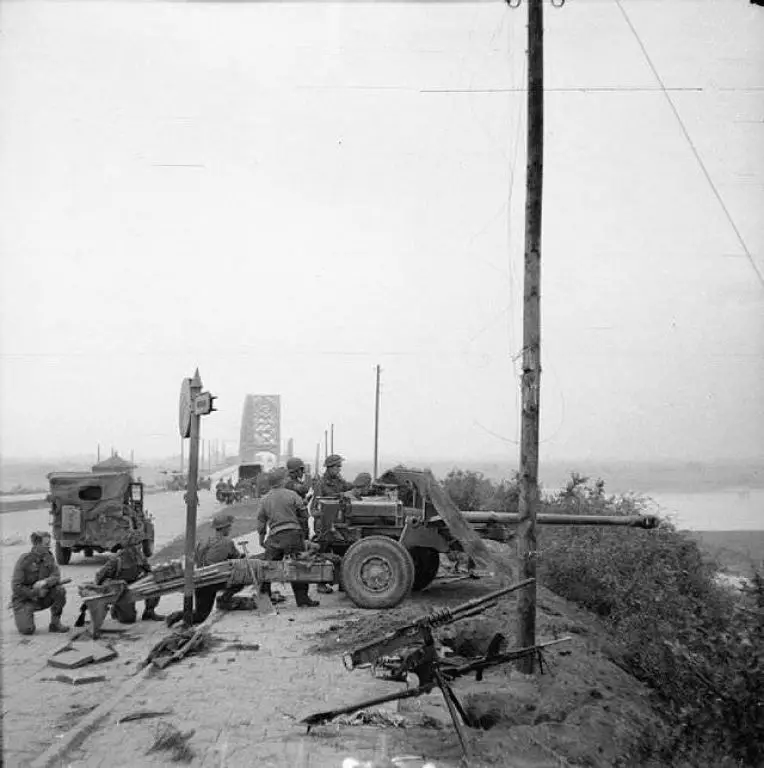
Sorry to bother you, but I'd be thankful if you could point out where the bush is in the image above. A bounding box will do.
[443,470,763,766]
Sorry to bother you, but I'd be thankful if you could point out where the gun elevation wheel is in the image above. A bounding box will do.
[411,547,441,591]
[55,542,71,565]
[341,536,415,609]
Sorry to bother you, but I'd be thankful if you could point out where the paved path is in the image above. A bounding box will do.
[59,602,457,768]
[0,491,220,767]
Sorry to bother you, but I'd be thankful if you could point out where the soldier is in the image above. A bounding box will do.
[315,454,354,498]
[93,530,165,623]
[165,512,246,627]
[257,468,319,608]
[313,455,354,593]
[11,531,69,635]
[351,472,373,497]
[284,457,309,500]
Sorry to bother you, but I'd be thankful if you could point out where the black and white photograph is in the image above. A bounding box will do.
[0,0,762,766]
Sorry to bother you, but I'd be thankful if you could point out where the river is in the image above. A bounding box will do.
[648,488,763,531]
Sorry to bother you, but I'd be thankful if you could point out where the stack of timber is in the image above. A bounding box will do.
[128,555,336,601]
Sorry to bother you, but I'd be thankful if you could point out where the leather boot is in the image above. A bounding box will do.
[317,583,334,594]
[142,608,166,621]
[293,584,319,608]
[49,617,70,633]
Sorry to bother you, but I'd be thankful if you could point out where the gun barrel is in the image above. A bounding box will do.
[462,512,658,529]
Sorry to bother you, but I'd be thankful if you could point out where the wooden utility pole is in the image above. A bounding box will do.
[315,442,321,478]
[373,365,381,479]
[324,430,329,458]
[330,424,334,454]
[516,0,544,674]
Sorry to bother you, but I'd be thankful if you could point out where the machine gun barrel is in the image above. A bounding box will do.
[461,512,658,529]
[345,578,535,670]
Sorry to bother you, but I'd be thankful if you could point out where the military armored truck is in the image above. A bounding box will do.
[47,471,155,564]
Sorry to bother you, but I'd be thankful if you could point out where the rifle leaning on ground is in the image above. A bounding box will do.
[302,578,571,759]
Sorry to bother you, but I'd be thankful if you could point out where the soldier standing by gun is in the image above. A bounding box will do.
[350,472,373,498]
[257,468,319,608]
[11,531,70,635]
[312,455,354,593]
[92,530,165,623]
[285,457,310,499]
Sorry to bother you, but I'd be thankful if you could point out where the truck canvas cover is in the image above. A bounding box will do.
[47,471,133,542]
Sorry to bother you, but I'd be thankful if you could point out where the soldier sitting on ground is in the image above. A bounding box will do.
[11,531,69,635]
[93,530,165,623]
[257,469,319,608]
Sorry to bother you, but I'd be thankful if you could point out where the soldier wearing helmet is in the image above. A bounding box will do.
[166,512,246,627]
[315,454,354,498]
[93,529,164,624]
[256,468,318,608]
[312,455,355,593]
[351,472,373,498]
[284,457,309,499]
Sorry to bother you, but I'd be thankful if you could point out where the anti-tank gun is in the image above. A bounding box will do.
[312,466,659,609]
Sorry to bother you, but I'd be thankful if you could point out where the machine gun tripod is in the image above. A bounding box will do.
[302,578,571,759]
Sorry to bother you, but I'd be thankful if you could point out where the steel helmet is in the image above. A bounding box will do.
[286,457,305,472]
[324,454,344,468]
[353,472,372,488]
[212,512,234,530]
[269,468,288,487]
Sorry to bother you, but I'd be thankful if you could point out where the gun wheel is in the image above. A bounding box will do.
[411,547,441,591]
[341,536,415,609]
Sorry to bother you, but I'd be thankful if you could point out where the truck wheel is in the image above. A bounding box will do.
[142,538,154,557]
[55,543,71,565]
[341,536,415,609]
[411,547,441,591]
[83,547,94,558]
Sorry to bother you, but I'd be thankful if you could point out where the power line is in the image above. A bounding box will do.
[614,0,764,291]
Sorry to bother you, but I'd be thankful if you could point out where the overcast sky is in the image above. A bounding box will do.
[1,0,762,465]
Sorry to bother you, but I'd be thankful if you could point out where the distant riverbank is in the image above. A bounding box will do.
[650,488,763,531]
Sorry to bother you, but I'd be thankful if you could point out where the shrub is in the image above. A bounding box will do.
[538,478,763,766]
[442,470,763,766]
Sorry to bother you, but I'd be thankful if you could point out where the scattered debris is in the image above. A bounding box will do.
[141,626,219,671]
[52,673,107,686]
[334,710,408,728]
[225,642,260,652]
[118,709,174,724]
[48,651,95,670]
[147,722,196,763]
[48,641,117,669]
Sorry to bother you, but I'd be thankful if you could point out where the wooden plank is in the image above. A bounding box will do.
[48,651,95,670]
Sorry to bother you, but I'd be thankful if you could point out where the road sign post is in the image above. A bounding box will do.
[179,369,216,628]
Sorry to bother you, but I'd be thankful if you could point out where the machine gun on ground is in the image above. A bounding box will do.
[302,578,571,759]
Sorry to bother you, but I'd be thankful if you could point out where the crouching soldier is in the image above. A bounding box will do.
[11,531,69,635]
[166,513,246,627]
[257,468,319,608]
[94,530,164,623]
